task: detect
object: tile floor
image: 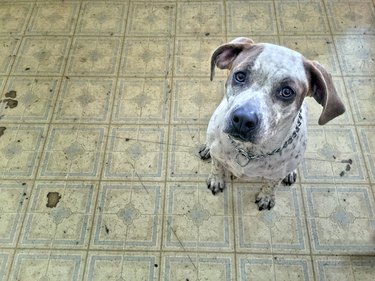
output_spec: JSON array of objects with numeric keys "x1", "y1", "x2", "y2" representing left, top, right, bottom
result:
[{"x1": 0, "y1": 0, "x2": 374, "y2": 280}]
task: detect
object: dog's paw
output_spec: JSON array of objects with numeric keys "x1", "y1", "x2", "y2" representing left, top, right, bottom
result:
[
  {"x1": 282, "y1": 170, "x2": 297, "y2": 186},
  {"x1": 199, "y1": 144, "x2": 211, "y2": 161},
  {"x1": 255, "y1": 192, "x2": 275, "y2": 211},
  {"x1": 207, "y1": 175, "x2": 225, "y2": 195}
]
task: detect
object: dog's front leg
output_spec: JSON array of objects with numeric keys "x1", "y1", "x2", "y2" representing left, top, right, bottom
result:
[
  {"x1": 255, "y1": 180, "x2": 281, "y2": 211},
  {"x1": 207, "y1": 158, "x2": 227, "y2": 195}
]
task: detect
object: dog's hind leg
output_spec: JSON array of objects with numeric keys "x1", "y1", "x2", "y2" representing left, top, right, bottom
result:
[
  {"x1": 199, "y1": 144, "x2": 211, "y2": 160},
  {"x1": 255, "y1": 180, "x2": 280, "y2": 210},
  {"x1": 282, "y1": 170, "x2": 297, "y2": 186}
]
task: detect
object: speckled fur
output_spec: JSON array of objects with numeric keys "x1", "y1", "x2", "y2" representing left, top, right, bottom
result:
[{"x1": 201, "y1": 38, "x2": 345, "y2": 210}]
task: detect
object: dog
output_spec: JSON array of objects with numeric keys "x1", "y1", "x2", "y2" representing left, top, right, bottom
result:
[{"x1": 199, "y1": 37, "x2": 345, "y2": 210}]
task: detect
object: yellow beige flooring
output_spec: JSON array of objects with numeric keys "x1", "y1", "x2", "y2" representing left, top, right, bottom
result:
[{"x1": 0, "y1": 0, "x2": 374, "y2": 280}]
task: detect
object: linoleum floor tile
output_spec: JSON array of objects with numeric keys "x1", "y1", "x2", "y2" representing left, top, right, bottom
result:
[{"x1": 0, "y1": 1, "x2": 374, "y2": 280}]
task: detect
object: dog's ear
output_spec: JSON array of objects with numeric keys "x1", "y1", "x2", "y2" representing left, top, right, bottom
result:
[
  {"x1": 210, "y1": 37, "x2": 254, "y2": 81},
  {"x1": 306, "y1": 61, "x2": 345, "y2": 125}
]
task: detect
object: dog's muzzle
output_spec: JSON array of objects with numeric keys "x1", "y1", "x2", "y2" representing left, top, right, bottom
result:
[{"x1": 224, "y1": 105, "x2": 260, "y2": 142}]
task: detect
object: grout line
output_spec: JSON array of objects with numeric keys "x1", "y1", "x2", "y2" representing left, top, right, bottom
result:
[
  {"x1": 1, "y1": 177, "x2": 372, "y2": 186},
  {"x1": 1, "y1": 245, "x2": 375, "y2": 257},
  {"x1": 157, "y1": 0, "x2": 178, "y2": 279},
  {"x1": 1, "y1": 175, "x2": 374, "y2": 186}
]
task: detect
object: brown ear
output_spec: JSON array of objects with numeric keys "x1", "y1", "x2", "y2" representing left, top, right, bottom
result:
[
  {"x1": 306, "y1": 61, "x2": 346, "y2": 125},
  {"x1": 210, "y1": 37, "x2": 254, "y2": 81}
]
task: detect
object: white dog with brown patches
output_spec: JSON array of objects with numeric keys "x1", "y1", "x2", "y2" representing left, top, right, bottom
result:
[{"x1": 199, "y1": 37, "x2": 345, "y2": 210}]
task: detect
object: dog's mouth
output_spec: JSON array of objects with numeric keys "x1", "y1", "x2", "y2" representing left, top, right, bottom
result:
[
  {"x1": 225, "y1": 131, "x2": 257, "y2": 144},
  {"x1": 228, "y1": 133, "x2": 247, "y2": 142}
]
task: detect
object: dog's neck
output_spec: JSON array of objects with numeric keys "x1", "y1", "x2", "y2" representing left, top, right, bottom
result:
[{"x1": 229, "y1": 109, "x2": 303, "y2": 167}]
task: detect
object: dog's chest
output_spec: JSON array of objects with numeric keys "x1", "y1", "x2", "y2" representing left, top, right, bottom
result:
[{"x1": 209, "y1": 126, "x2": 307, "y2": 180}]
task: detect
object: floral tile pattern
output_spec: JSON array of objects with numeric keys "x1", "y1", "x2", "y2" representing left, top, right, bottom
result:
[
  {"x1": 91, "y1": 182, "x2": 163, "y2": 251},
  {"x1": 168, "y1": 125, "x2": 211, "y2": 181},
  {"x1": 120, "y1": 37, "x2": 173, "y2": 77},
  {"x1": 171, "y1": 78, "x2": 224, "y2": 124},
  {"x1": 54, "y1": 77, "x2": 115, "y2": 123},
  {"x1": 38, "y1": 125, "x2": 107, "y2": 179},
  {"x1": 345, "y1": 77, "x2": 375, "y2": 125},
  {"x1": 0, "y1": 125, "x2": 47, "y2": 179},
  {"x1": 335, "y1": 35, "x2": 375, "y2": 75},
  {"x1": 84, "y1": 251, "x2": 159, "y2": 281},
  {"x1": 0, "y1": 4, "x2": 33, "y2": 35},
  {"x1": 238, "y1": 255, "x2": 314, "y2": 281},
  {"x1": 10, "y1": 250, "x2": 85, "y2": 281},
  {"x1": 13, "y1": 37, "x2": 71, "y2": 75},
  {"x1": 163, "y1": 182, "x2": 233, "y2": 252},
  {"x1": 104, "y1": 126, "x2": 167, "y2": 181},
  {"x1": 77, "y1": 2, "x2": 128, "y2": 36},
  {"x1": 26, "y1": 3, "x2": 80, "y2": 35},
  {"x1": 112, "y1": 78, "x2": 170, "y2": 124},
  {"x1": 226, "y1": 1, "x2": 277, "y2": 36},
  {"x1": 234, "y1": 183, "x2": 310, "y2": 254},
  {"x1": 1, "y1": 0, "x2": 374, "y2": 280},
  {"x1": 19, "y1": 181, "x2": 97, "y2": 249},
  {"x1": 313, "y1": 256, "x2": 375, "y2": 281},
  {"x1": 176, "y1": 2, "x2": 225, "y2": 36},
  {"x1": 303, "y1": 184, "x2": 375, "y2": 254},
  {"x1": 2, "y1": 77, "x2": 60, "y2": 123},
  {"x1": 326, "y1": 1, "x2": 375, "y2": 35},
  {"x1": 300, "y1": 126, "x2": 367, "y2": 183},
  {"x1": 127, "y1": 2, "x2": 175, "y2": 36},
  {"x1": 276, "y1": 1, "x2": 330, "y2": 35},
  {"x1": 67, "y1": 37, "x2": 122, "y2": 76},
  {"x1": 161, "y1": 253, "x2": 234, "y2": 281}
]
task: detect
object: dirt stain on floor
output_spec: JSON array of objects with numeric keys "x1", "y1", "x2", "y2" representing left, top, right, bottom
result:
[
  {"x1": 1, "y1": 90, "x2": 18, "y2": 109},
  {"x1": 46, "y1": 192, "x2": 61, "y2": 208},
  {"x1": 339, "y1": 158, "x2": 353, "y2": 177},
  {"x1": 0, "y1": 127, "x2": 5, "y2": 137},
  {"x1": 2, "y1": 99, "x2": 18, "y2": 108},
  {"x1": 5, "y1": 90, "x2": 17, "y2": 98}
]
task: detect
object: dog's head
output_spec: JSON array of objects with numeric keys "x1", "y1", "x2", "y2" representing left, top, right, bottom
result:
[{"x1": 210, "y1": 37, "x2": 345, "y2": 146}]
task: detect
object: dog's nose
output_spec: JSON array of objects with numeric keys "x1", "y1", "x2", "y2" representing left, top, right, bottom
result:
[{"x1": 231, "y1": 107, "x2": 259, "y2": 135}]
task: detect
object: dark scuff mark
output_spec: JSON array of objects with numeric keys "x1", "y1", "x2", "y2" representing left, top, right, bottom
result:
[
  {"x1": 341, "y1": 159, "x2": 353, "y2": 165},
  {"x1": 345, "y1": 164, "x2": 351, "y2": 171},
  {"x1": 46, "y1": 192, "x2": 61, "y2": 208},
  {"x1": 5, "y1": 90, "x2": 16, "y2": 98},
  {"x1": 3, "y1": 98, "x2": 18, "y2": 108},
  {"x1": 0, "y1": 127, "x2": 5, "y2": 137}
]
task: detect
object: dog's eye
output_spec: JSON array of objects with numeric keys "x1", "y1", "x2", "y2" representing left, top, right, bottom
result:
[
  {"x1": 279, "y1": 87, "x2": 295, "y2": 99},
  {"x1": 234, "y1": 72, "x2": 246, "y2": 83}
]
